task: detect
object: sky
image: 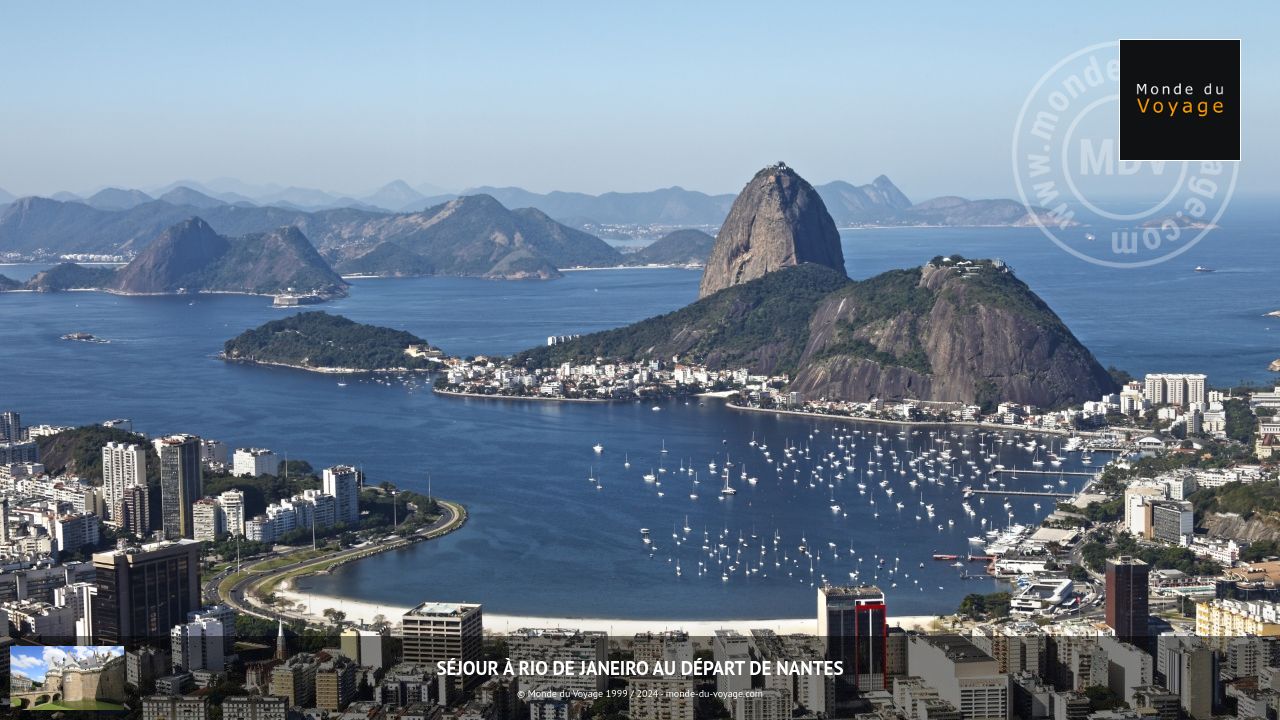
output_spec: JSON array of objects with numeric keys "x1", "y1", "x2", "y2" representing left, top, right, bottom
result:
[
  {"x1": 9, "y1": 645, "x2": 124, "y2": 683},
  {"x1": 1, "y1": 1, "x2": 1276, "y2": 199}
]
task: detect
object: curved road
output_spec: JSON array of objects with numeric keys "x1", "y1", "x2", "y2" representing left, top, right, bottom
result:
[{"x1": 212, "y1": 499, "x2": 466, "y2": 623}]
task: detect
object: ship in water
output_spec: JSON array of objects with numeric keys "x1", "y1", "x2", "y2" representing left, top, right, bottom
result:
[
  {"x1": 60, "y1": 332, "x2": 109, "y2": 344},
  {"x1": 1194, "y1": 265, "x2": 1214, "y2": 273}
]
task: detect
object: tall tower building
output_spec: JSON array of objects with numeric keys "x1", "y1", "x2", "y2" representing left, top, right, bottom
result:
[
  {"x1": 0, "y1": 410, "x2": 21, "y2": 442},
  {"x1": 218, "y1": 489, "x2": 246, "y2": 537},
  {"x1": 402, "y1": 601, "x2": 482, "y2": 691},
  {"x1": 323, "y1": 465, "x2": 360, "y2": 526},
  {"x1": 818, "y1": 584, "x2": 887, "y2": 696},
  {"x1": 156, "y1": 434, "x2": 202, "y2": 539},
  {"x1": 1106, "y1": 557, "x2": 1150, "y2": 643},
  {"x1": 102, "y1": 441, "x2": 146, "y2": 525},
  {"x1": 91, "y1": 539, "x2": 202, "y2": 643}
]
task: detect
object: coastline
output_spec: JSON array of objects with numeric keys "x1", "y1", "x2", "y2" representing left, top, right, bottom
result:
[
  {"x1": 220, "y1": 353, "x2": 436, "y2": 375},
  {"x1": 725, "y1": 401, "x2": 1091, "y2": 438},
  {"x1": 274, "y1": 588, "x2": 942, "y2": 635},
  {"x1": 432, "y1": 386, "x2": 616, "y2": 403}
]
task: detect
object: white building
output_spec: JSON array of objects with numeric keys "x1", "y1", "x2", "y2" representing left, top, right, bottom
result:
[
  {"x1": 1143, "y1": 373, "x2": 1207, "y2": 408},
  {"x1": 217, "y1": 490, "x2": 246, "y2": 537},
  {"x1": 192, "y1": 498, "x2": 224, "y2": 542},
  {"x1": 232, "y1": 448, "x2": 277, "y2": 478},
  {"x1": 322, "y1": 465, "x2": 360, "y2": 526},
  {"x1": 172, "y1": 617, "x2": 226, "y2": 672},
  {"x1": 102, "y1": 441, "x2": 146, "y2": 525}
]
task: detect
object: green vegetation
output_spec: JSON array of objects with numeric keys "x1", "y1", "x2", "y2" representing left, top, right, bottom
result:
[
  {"x1": 1241, "y1": 539, "x2": 1280, "y2": 562},
  {"x1": 813, "y1": 268, "x2": 934, "y2": 374},
  {"x1": 223, "y1": 311, "x2": 438, "y2": 371},
  {"x1": 23, "y1": 262, "x2": 118, "y2": 291},
  {"x1": 35, "y1": 425, "x2": 159, "y2": 482},
  {"x1": 1191, "y1": 481, "x2": 1280, "y2": 521},
  {"x1": 204, "y1": 471, "x2": 320, "y2": 518},
  {"x1": 956, "y1": 592, "x2": 1011, "y2": 620},
  {"x1": 513, "y1": 263, "x2": 852, "y2": 373},
  {"x1": 1080, "y1": 532, "x2": 1221, "y2": 575},
  {"x1": 1225, "y1": 398, "x2": 1259, "y2": 445},
  {"x1": 1084, "y1": 686, "x2": 1126, "y2": 712}
]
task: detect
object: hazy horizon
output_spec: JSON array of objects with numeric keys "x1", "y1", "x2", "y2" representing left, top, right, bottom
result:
[{"x1": 2, "y1": 1, "x2": 1275, "y2": 199}]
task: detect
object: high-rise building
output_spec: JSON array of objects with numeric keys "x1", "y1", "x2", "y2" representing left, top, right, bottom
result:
[
  {"x1": 1142, "y1": 373, "x2": 1208, "y2": 408},
  {"x1": 172, "y1": 616, "x2": 226, "y2": 672},
  {"x1": 102, "y1": 441, "x2": 146, "y2": 525},
  {"x1": 120, "y1": 485, "x2": 152, "y2": 537},
  {"x1": 142, "y1": 694, "x2": 210, "y2": 720},
  {"x1": 233, "y1": 448, "x2": 278, "y2": 478},
  {"x1": 91, "y1": 540, "x2": 202, "y2": 643},
  {"x1": 315, "y1": 654, "x2": 358, "y2": 711},
  {"x1": 157, "y1": 435, "x2": 202, "y2": 539},
  {"x1": 221, "y1": 695, "x2": 288, "y2": 720},
  {"x1": 340, "y1": 626, "x2": 393, "y2": 670},
  {"x1": 712, "y1": 630, "x2": 754, "y2": 696},
  {"x1": 1151, "y1": 501, "x2": 1194, "y2": 545},
  {"x1": 401, "y1": 601, "x2": 482, "y2": 690},
  {"x1": 192, "y1": 498, "x2": 223, "y2": 542},
  {"x1": 1106, "y1": 557, "x2": 1150, "y2": 643},
  {"x1": 218, "y1": 490, "x2": 246, "y2": 537},
  {"x1": 0, "y1": 410, "x2": 21, "y2": 442},
  {"x1": 269, "y1": 652, "x2": 320, "y2": 708},
  {"x1": 818, "y1": 584, "x2": 887, "y2": 694},
  {"x1": 322, "y1": 465, "x2": 360, "y2": 525},
  {"x1": 907, "y1": 634, "x2": 1009, "y2": 720},
  {"x1": 507, "y1": 628, "x2": 609, "y2": 694}
]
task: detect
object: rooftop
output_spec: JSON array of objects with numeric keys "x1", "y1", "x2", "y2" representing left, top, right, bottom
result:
[
  {"x1": 915, "y1": 634, "x2": 995, "y2": 664},
  {"x1": 405, "y1": 601, "x2": 481, "y2": 618}
]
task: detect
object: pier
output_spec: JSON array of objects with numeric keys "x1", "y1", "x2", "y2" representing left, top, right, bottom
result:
[
  {"x1": 966, "y1": 488, "x2": 1075, "y2": 499},
  {"x1": 993, "y1": 468, "x2": 1098, "y2": 477}
]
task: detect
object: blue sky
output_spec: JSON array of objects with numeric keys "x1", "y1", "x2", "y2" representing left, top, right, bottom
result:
[
  {"x1": 9, "y1": 645, "x2": 124, "y2": 683},
  {"x1": 1, "y1": 2, "x2": 1274, "y2": 199}
]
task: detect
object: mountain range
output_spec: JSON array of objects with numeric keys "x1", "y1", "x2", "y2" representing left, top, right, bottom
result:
[
  {"x1": 0, "y1": 173, "x2": 1058, "y2": 250},
  {"x1": 8, "y1": 217, "x2": 347, "y2": 296},
  {"x1": 515, "y1": 163, "x2": 1116, "y2": 408}
]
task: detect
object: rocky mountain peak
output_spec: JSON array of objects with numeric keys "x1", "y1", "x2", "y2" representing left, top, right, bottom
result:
[{"x1": 698, "y1": 163, "x2": 845, "y2": 298}]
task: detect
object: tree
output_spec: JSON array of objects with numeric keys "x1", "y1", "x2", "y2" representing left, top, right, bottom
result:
[{"x1": 322, "y1": 608, "x2": 347, "y2": 627}]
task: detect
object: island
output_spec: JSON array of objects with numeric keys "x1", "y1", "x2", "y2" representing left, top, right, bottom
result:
[{"x1": 221, "y1": 311, "x2": 442, "y2": 373}]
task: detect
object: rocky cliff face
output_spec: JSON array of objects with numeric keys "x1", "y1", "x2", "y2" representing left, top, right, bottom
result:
[
  {"x1": 789, "y1": 259, "x2": 1117, "y2": 408},
  {"x1": 698, "y1": 163, "x2": 845, "y2": 298},
  {"x1": 113, "y1": 218, "x2": 228, "y2": 293}
]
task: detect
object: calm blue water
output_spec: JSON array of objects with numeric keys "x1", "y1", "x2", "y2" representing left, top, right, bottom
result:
[{"x1": 1, "y1": 204, "x2": 1276, "y2": 619}]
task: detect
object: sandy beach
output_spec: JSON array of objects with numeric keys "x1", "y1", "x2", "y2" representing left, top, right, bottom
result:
[{"x1": 276, "y1": 587, "x2": 942, "y2": 635}]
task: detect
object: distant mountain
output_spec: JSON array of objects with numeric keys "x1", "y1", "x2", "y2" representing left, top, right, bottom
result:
[
  {"x1": 0, "y1": 273, "x2": 22, "y2": 291},
  {"x1": 112, "y1": 218, "x2": 346, "y2": 295},
  {"x1": 158, "y1": 187, "x2": 228, "y2": 209},
  {"x1": 361, "y1": 180, "x2": 427, "y2": 212},
  {"x1": 255, "y1": 186, "x2": 342, "y2": 209},
  {"x1": 813, "y1": 176, "x2": 912, "y2": 223},
  {"x1": 700, "y1": 163, "x2": 845, "y2": 298},
  {"x1": 321, "y1": 195, "x2": 622, "y2": 279},
  {"x1": 813, "y1": 176, "x2": 1060, "y2": 227},
  {"x1": 84, "y1": 187, "x2": 154, "y2": 211},
  {"x1": 50, "y1": 191, "x2": 82, "y2": 202},
  {"x1": 0, "y1": 188, "x2": 15, "y2": 204},
  {"x1": 24, "y1": 262, "x2": 118, "y2": 291},
  {"x1": 335, "y1": 241, "x2": 436, "y2": 277},
  {"x1": 625, "y1": 229, "x2": 716, "y2": 266},
  {"x1": 455, "y1": 186, "x2": 736, "y2": 226}
]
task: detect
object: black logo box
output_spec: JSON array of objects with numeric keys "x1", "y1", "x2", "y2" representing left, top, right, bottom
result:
[{"x1": 1119, "y1": 39, "x2": 1240, "y2": 161}]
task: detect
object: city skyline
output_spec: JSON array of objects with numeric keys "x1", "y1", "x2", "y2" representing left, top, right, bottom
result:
[{"x1": 2, "y1": 1, "x2": 1277, "y2": 199}]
